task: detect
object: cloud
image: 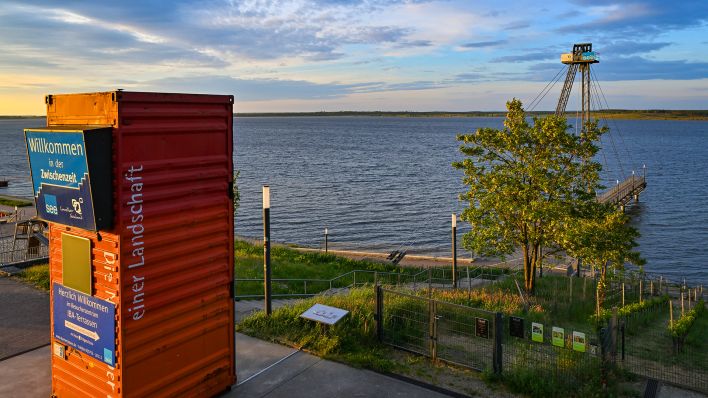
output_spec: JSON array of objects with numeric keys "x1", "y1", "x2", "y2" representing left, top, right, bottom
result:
[
  {"x1": 396, "y1": 40, "x2": 434, "y2": 48},
  {"x1": 450, "y1": 73, "x2": 486, "y2": 82},
  {"x1": 139, "y1": 75, "x2": 449, "y2": 101},
  {"x1": 601, "y1": 41, "x2": 671, "y2": 55},
  {"x1": 559, "y1": 0, "x2": 708, "y2": 35},
  {"x1": 492, "y1": 52, "x2": 555, "y2": 63},
  {"x1": 461, "y1": 40, "x2": 507, "y2": 48},
  {"x1": 594, "y1": 57, "x2": 708, "y2": 80},
  {"x1": 142, "y1": 76, "x2": 358, "y2": 101},
  {"x1": 503, "y1": 21, "x2": 530, "y2": 30}
]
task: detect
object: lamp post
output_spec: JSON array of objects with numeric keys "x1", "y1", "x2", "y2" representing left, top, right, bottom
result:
[
  {"x1": 452, "y1": 213, "x2": 457, "y2": 289},
  {"x1": 324, "y1": 227, "x2": 329, "y2": 253},
  {"x1": 263, "y1": 185, "x2": 272, "y2": 316}
]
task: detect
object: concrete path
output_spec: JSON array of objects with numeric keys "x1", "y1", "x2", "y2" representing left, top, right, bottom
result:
[
  {"x1": 0, "y1": 334, "x2": 452, "y2": 398},
  {"x1": 0, "y1": 276, "x2": 50, "y2": 360},
  {"x1": 235, "y1": 298, "x2": 301, "y2": 322},
  {"x1": 230, "y1": 334, "x2": 449, "y2": 398},
  {"x1": 0, "y1": 345, "x2": 51, "y2": 397}
]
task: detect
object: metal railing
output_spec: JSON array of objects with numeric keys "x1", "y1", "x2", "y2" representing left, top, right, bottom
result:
[
  {"x1": 234, "y1": 265, "x2": 511, "y2": 300},
  {"x1": 376, "y1": 287, "x2": 499, "y2": 371},
  {"x1": 0, "y1": 245, "x2": 49, "y2": 266},
  {"x1": 597, "y1": 175, "x2": 646, "y2": 205}
]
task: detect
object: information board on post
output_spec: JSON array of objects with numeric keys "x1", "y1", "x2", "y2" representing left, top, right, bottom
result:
[
  {"x1": 300, "y1": 304, "x2": 349, "y2": 325},
  {"x1": 53, "y1": 283, "x2": 116, "y2": 366}
]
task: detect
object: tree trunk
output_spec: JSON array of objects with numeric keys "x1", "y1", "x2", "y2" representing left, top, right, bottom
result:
[
  {"x1": 523, "y1": 244, "x2": 531, "y2": 293},
  {"x1": 597, "y1": 262, "x2": 608, "y2": 311},
  {"x1": 523, "y1": 243, "x2": 537, "y2": 295}
]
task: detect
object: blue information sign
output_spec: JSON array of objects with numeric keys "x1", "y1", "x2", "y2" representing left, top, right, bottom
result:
[
  {"x1": 53, "y1": 283, "x2": 116, "y2": 366},
  {"x1": 25, "y1": 129, "x2": 97, "y2": 230}
]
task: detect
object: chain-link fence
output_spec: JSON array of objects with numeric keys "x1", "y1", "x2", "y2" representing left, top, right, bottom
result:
[
  {"x1": 618, "y1": 297, "x2": 708, "y2": 393},
  {"x1": 375, "y1": 281, "x2": 707, "y2": 394},
  {"x1": 377, "y1": 287, "x2": 497, "y2": 371}
]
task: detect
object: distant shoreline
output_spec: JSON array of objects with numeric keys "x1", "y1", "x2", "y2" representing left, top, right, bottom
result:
[{"x1": 2, "y1": 110, "x2": 707, "y2": 121}]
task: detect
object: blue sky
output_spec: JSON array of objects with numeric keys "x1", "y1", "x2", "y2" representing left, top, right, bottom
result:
[{"x1": 0, "y1": 0, "x2": 706, "y2": 114}]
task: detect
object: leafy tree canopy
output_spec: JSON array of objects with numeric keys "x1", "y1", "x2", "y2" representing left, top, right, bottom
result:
[{"x1": 454, "y1": 98, "x2": 641, "y2": 295}]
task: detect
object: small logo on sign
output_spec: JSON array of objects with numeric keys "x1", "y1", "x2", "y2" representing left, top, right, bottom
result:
[
  {"x1": 72, "y1": 198, "x2": 83, "y2": 215},
  {"x1": 104, "y1": 348, "x2": 113, "y2": 365},
  {"x1": 45, "y1": 194, "x2": 58, "y2": 215}
]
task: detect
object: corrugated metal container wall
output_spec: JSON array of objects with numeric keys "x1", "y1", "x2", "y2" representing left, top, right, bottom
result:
[{"x1": 46, "y1": 91, "x2": 236, "y2": 397}]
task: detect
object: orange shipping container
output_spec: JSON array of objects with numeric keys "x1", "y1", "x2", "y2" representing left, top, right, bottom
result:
[{"x1": 33, "y1": 91, "x2": 235, "y2": 397}]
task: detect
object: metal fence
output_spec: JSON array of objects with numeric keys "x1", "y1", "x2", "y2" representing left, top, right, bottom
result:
[
  {"x1": 234, "y1": 265, "x2": 509, "y2": 299},
  {"x1": 376, "y1": 287, "x2": 499, "y2": 371},
  {"x1": 374, "y1": 277, "x2": 707, "y2": 394},
  {"x1": 0, "y1": 236, "x2": 48, "y2": 266},
  {"x1": 617, "y1": 298, "x2": 708, "y2": 393},
  {"x1": 376, "y1": 286, "x2": 600, "y2": 383}
]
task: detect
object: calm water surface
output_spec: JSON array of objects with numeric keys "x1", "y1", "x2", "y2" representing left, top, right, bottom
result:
[{"x1": 1, "y1": 117, "x2": 706, "y2": 284}]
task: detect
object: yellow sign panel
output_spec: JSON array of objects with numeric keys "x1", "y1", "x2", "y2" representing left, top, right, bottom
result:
[{"x1": 61, "y1": 233, "x2": 92, "y2": 294}]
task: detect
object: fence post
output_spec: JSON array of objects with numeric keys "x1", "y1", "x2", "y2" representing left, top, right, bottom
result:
[
  {"x1": 493, "y1": 312, "x2": 503, "y2": 375},
  {"x1": 429, "y1": 300, "x2": 437, "y2": 361},
  {"x1": 669, "y1": 299, "x2": 674, "y2": 328},
  {"x1": 620, "y1": 320, "x2": 625, "y2": 361},
  {"x1": 467, "y1": 267, "x2": 471, "y2": 301},
  {"x1": 376, "y1": 285, "x2": 383, "y2": 342},
  {"x1": 610, "y1": 307, "x2": 618, "y2": 362},
  {"x1": 428, "y1": 267, "x2": 432, "y2": 297}
]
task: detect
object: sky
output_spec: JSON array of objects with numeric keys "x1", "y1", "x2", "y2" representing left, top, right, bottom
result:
[{"x1": 0, "y1": 0, "x2": 707, "y2": 114}]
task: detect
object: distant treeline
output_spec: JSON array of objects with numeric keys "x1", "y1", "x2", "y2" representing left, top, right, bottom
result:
[
  {"x1": 236, "y1": 110, "x2": 708, "y2": 120},
  {"x1": 3, "y1": 110, "x2": 707, "y2": 121}
]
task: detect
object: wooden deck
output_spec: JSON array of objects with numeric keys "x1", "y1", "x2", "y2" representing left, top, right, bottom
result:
[{"x1": 597, "y1": 175, "x2": 646, "y2": 206}]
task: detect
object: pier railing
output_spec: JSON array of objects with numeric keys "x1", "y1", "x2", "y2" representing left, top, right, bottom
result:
[{"x1": 597, "y1": 175, "x2": 646, "y2": 206}]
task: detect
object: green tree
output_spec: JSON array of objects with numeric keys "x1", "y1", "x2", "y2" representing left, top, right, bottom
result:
[
  {"x1": 561, "y1": 202, "x2": 643, "y2": 310},
  {"x1": 454, "y1": 99, "x2": 606, "y2": 294},
  {"x1": 232, "y1": 169, "x2": 240, "y2": 218}
]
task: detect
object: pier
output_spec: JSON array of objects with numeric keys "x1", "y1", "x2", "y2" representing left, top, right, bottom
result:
[{"x1": 597, "y1": 174, "x2": 647, "y2": 210}]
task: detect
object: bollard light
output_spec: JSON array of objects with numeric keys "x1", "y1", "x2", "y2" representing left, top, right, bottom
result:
[
  {"x1": 262, "y1": 185, "x2": 270, "y2": 209},
  {"x1": 263, "y1": 185, "x2": 272, "y2": 315}
]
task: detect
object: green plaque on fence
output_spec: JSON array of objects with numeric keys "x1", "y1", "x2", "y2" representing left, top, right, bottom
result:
[
  {"x1": 552, "y1": 327, "x2": 564, "y2": 347},
  {"x1": 572, "y1": 331, "x2": 586, "y2": 352},
  {"x1": 532, "y1": 322, "x2": 543, "y2": 343}
]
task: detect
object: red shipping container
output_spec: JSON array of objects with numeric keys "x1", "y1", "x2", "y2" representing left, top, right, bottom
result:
[{"x1": 38, "y1": 91, "x2": 235, "y2": 397}]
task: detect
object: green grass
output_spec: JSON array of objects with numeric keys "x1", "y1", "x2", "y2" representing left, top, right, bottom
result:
[
  {"x1": 0, "y1": 197, "x2": 33, "y2": 207},
  {"x1": 235, "y1": 240, "x2": 422, "y2": 297},
  {"x1": 238, "y1": 284, "x2": 635, "y2": 397},
  {"x1": 14, "y1": 264, "x2": 50, "y2": 291},
  {"x1": 237, "y1": 287, "x2": 398, "y2": 372}
]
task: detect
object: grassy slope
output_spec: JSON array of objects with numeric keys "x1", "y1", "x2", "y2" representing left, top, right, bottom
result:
[
  {"x1": 234, "y1": 240, "x2": 421, "y2": 296},
  {"x1": 0, "y1": 197, "x2": 33, "y2": 207},
  {"x1": 13, "y1": 264, "x2": 50, "y2": 290}
]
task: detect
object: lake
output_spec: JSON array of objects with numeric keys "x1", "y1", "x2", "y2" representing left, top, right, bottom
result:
[{"x1": 1, "y1": 116, "x2": 706, "y2": 284}]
